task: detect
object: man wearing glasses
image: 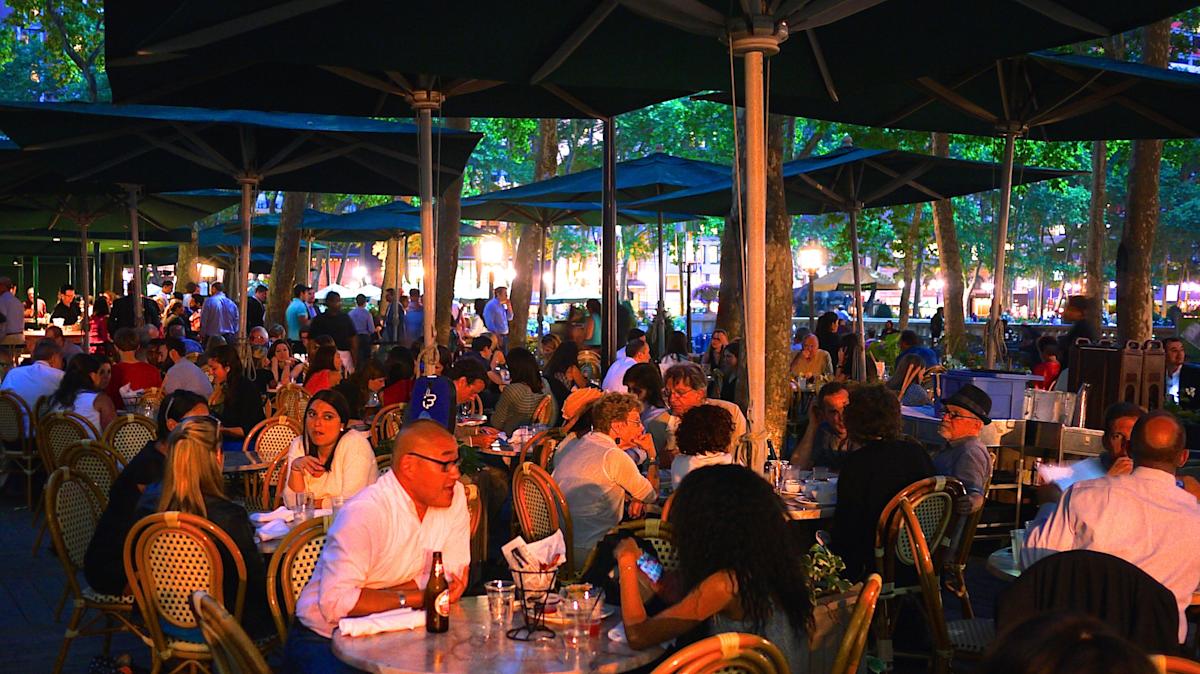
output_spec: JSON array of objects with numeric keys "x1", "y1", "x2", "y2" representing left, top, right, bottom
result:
[
  {"x1": 287, "y1": 420, "x2": 470, "y2": 673},
  {"x1": 652, "y1": 363, "x2": 748, "y2": 468},
  {"x1": 933, "y1": 384, "x2": 994, "y2": 514}
]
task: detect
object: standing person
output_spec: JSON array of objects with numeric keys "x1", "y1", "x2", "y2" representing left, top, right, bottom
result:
[
  {"x1": 930, "y1": 306, "x2": 945, "y2": 344},
  {"x1": 106, "y1": 328, "x2": 163, "y2": 410},
  {"x1": 1163, "y1": 337, "x2": 1200, "y2": 409},
  {"x1": 109, "y1": 281, "x2": 163, "y2": 334},
  {"x1": 583, "y1": 298, "x2": 603, "y2": 349},
  {"x1": 1, "y1": 339, "x2": 63, "y2": 430},
  {"x1": 155, "y1": 280, "x2": 174, "y2": 308},
  {"x1": 23, "y1": 287, "x2": 46, "y2": 323},
  {"x1": 815, "y1": 312, "x2": 841, "y2": 359},
  {"x1": 309, "y1": 292, "x2": 357, "y2": 374},
  {"x1": 199, "y1": 281, "x2": 239, "y2": 344},
  {"x1": 89, "y1": 294, "x2": 112, "y2": 349},
  {"x1": 50, "y1": 284, "x2": 81, "y2": 327},
  {"x1": 403, "y1": 290, "x2": 424, "y2": 348},
  {"x1": 468, "y1": 298, "x2": 487, "y2": 338},
  {"x1": 285, "y1": 284, "x2": 312, "y2": 345},
  {"x1": 282, "y1": 390, "x2": 377, "y2": 509},
  {"x1": 206, "y1": 344, "x2": 265, "y2": 453},
  {"x1": 348, "y1": 293, "x2": 376, "y2": 368},
  {"x1": 1056, "y1": 295, "x2": 1097, "y2": 368},
  {"x1": 246, "y1": 284, "x2": 268, "y2": 331},
  {"x1": 483, "y1": 287, "x2": 513, "y2": 352},
  {"x1": 0, "y1": 277, "x2": 26, "y2": 356}
]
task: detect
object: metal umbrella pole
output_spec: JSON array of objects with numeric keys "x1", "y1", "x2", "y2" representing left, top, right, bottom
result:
[
  {"x1": 848, "y1": 207, "x2": 867, "y2": 380},
  {"x1": 985, "y1": 129, "x2": 1019, "y2": 369},
  {"x1": 412, "y1": 94, "x2": 440, "y2": 369},
  {"x1": 124, "y1": 185, "x2": 144, "y2": 328},
  {"x1": 79, "y1": 220, "x2": 91, "y2": 351},
  {"x1": 236, "y1": 175, "x2": 259, "y2": 343},
  {"x1": 537, "y1": 224, "x2": 547, "y2": 337},
  {"x1": 656, "y1": 210, "x2": 667, "y2": 356},
  {"x1": 601, "y1": 117, "x2": 617, "y2": 366}
]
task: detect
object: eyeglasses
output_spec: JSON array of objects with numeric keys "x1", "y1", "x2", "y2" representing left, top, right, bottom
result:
[
  {"x1": 410, "y1": 452, "x2": 461, "y2": 473},
  {"x1": 941, "y1": 410, "x2": 975, "y2": 422},
  {"x1": 663, "y1": 386, "x2": 701, "y2": 400}
]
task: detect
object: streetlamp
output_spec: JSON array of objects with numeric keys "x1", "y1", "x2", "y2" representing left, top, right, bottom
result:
[
  {"x1": 798, "y1": 243, "x2": 824, "y2": 331},
  {"x1": 479, "y1": 236, "x2": 505, "y2": 296}
]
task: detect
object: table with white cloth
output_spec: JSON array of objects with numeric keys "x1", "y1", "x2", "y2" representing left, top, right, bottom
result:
[{"x1": 332, "y1": 596, "x2": 664, "y2": 674}]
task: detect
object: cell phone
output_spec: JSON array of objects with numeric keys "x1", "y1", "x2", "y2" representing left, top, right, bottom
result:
[{"x1": 635, "y1": 552, "x2": 663, "y2": 583}]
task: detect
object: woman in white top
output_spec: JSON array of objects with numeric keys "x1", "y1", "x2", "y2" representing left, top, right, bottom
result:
[
  {"x1": 283, "y1": 389, "x2": 377, "y2": 508},
  {"x1": 267, "y1": 339, "x2": 305, "y2": 388},
  {"x1": 658, "y1": 330, "x2": 692, "y2": 377},
  {"x1": 48, "y1": 353, "x2": 117, "y2": 435},
  {"x1": 670, "y1": 403, "x2": 735, "y2": 489}
]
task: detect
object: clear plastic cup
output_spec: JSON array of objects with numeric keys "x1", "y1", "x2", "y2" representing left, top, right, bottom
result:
[
  {"x1": 331, "y1": 495, "x2": 345, "y2": 516},
  {"x1": 484, "y1": 580, "x2": 515, "y2": 626},
  {"x1": 1010, "y1": 528, "x2": 1026, "y2": 563}
]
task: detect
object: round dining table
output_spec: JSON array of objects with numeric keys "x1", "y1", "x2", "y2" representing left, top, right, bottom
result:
[{"x1": 333, "y1": 596, "x2": 664, "y2": 674}]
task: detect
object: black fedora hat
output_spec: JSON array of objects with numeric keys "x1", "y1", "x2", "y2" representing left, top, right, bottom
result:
[{"x1": 943, "y1": 384, "x2": 992, "y2": 424}]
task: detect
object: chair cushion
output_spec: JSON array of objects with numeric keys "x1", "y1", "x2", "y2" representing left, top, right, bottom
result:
[
  {"x1": 82, "y1": 586, "x2": 136, "y2": 605},
  {"x1": 947, "y1": 618, "x2": 995, "y2": 654}
]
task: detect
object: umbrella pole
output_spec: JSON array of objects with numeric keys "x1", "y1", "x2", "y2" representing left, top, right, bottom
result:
[
  {"x1": 537, "y1": 224, "x2": 546, "y2": 337},
  {"x1": 414, "y1": 101, "x2": 438, "y2": 368},
  {"x1": 79, "y1": 221, "x2": 91, "y2": 352},
  {"x1": 656, "y1": 211, "x2": 666, "y2": 357},
  {"x1": 602, "y1": 117, "x2": 617, "y2": 367},
  {"x1": 986, "y1": 131, "x2": 1017, "y2": 369},
  {"x1": 306, "y1": 235, "x2": 314, "y2": 287},
  {"x1": 237, "y1": 176, "x2": 259, "y2": 345},
  {"x1": 848, "y1": 209, "x2": 867, "y2": 381},
  {"x1": 125, "y1": 185, "x2": 144, "y2": 329},
  {"x1": 684, "y1": 225, "x2": 692, "y2": 347}
]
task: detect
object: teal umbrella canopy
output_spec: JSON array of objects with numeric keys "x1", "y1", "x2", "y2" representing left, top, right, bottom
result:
[
  {"x1": 0, "y1": 101, "x2": 481, "y2": 195},
  {"x1": 698, "y1": 50, "x2": 1200, "y2": 141},
  {"x1": 0, "y1": 189, "x2": 238, "y2": 236},
  {"x1": 105, "y1": 2, "x2": 1199, "y2": 110},
  {"x1": 219, "y1": 203, "x2": 486, "y2": 241},
  {"x1": 460, "y1": 198, "x2": 694, "y2": 227},
  {"x1": 632, "y1": 144, "x2": 1081, "y2": 215}
]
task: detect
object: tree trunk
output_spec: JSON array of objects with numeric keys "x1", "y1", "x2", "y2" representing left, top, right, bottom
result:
[
  {"x1": 717, "y1": 111, "x2": 746, "y2": 340},
  {"x1": 762, "y1": 115, "x2": 794, "y2": 449},
  {"x1": 898, "y1": 207, "x2": 922, "y2": 330},
  {"x1": 509, "y1": 119, "x2": 558, "y2": 348},
  {"x1": 435, "y1": 118, "x2": 470, "y2": 346},
  {"x1": 931, "y1": 132, "x2": 967, "y2": 358},
  {"x1": 1118, "y1": 20, "x2": 1170, "y2": 344},
  {"x1": 267, "y1": 192, "x2": 306, "y2": 326},
  {"x1": 176, "y1": 229, "x2": 200, "y2": 288}
]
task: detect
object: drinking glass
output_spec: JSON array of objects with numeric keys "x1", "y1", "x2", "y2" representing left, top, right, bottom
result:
[
  {"x1": 331, "y1": 495, "x2": 346, "y2": 516},
  {"x1": 303, "y1": 493, "x2": 316, "y2": 521},
  {"x1": 484, "y1": 580, "x2": 515, "y2": 626},
  {"x1": 1010, "y1": 528, "x2": 1026, "y2": 565},
  {"x1": 561, "y1": 584, "x2": 603, "y2": 646},
  {"x1": 291, "y1": 492, "x2": 311, "y2": 522}
]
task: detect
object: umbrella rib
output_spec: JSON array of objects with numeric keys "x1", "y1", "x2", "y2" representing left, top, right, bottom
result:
[
  {"x1": 1109, "y1": 95, "x2": 1199, "y2": 137},
  {"x1": 795, "y1": 173, "x2": 852, "y2": 210},
  {"x1": 859, "y1": 161, "x2": 935, "y2": 205},
  {"x1": 325, "y1": 149, "x2": 419, "y2": 194},
  {"x1": 883, "y1": 67, "x2": 993, "y2": 127},
  {"x1": 167, "y1": 123, "x2": 242, "y2": 175},
  {"x1": 541, "y1": 84, "x2": 605, "y2": 119},
  {"x1": 530, "y1": 0, "x2": 620, "y2": 84},
  {"x1": 996, "y1": 59, "x2": 1012, "y2": 122},
  {"x1": 135, "y1": 129, "x2": 236, "y2": 176},
  {"x1": 1012, "y1": 0, "x2": 1110, "y2": 37},
  {"x1": 17, "y1": 120, "x2": 171, "y2": 151},
  {"x1": 862, "y1": 159, "x2": 945, "y2": 201},
  {"x1": 319, "y1": 131, "x2": 424, "y2": 169},
  {"x1": 132, "y1": 0, "x2": 349, "y2": 55},
  {"x1": 383, "y1": 71, "x2": 416, "y2": 93},
  {"x1": 265, "y1": 144, "x2": 362, "y2": 177},
  {"x1": 915, "y1": 77, "x2": 1001, "y2": 126},
  {"x1": 259, "y1": 132, "x2": 315, "y2": 174},
  {"x1": 1022, "y1": 68, "x2": 1119, "y2": 126},
  {"x1": 320, "y1": 65, "x2": 407, "y2": 96},
  {"x1": 805, "y1": 30, "x2": 840, "y2": 102},
  {"x1": 441, "y1": 78, "x2": 505, "y2": 98},
  {"x1": 1025, "y1": 78, "x2": 1136, "y2": 127}
]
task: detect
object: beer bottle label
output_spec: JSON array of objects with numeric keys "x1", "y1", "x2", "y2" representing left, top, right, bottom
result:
[{"x1": 435, "y1": 590, "x2": 450, "y2": 617}]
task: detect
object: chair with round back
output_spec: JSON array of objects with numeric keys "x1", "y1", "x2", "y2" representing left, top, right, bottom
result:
[
  {"x1": 872, "y1": 476, "x2": 968, "y2": 671},
  {"x1": 577, "y1": 350, "x2": 602, "y2": 384},
  {"x1": 140, "y1": 386, "x2": 166, "y2": 412},
  {"x1": 266, "y1": 516, "x2": 331, "y2": 646},
  {"x1": 1152, "y1": 656, "x2": 1200, "y2": 674},
  {"x1": 242, "y1": 415, "x2": 301, "y2": 465},
  {"x1": 832, "y1": 573, "x2": 883, "y2": 674},
  {"x1": 103, "y1": 413, "x2": 157, "y2": 465},
  {"x1": 369, "y1": 402, "x2": 406, "y2": 449},
  {"x1": 0, "y1": 390, "x2": 38, "y2": 508},
  {"x1": 614, "y1": 518, "x2": 680, "y2": 573},
  {"x1": 650, "y1": 632, "x2": 790, "y2": 674},
  {"x1": 192, "y1": 591, "x2": 270, "y2": 674},
  {"x1": 465, "y1": 482, "x2": 482, "y2": 538},
  {"x1": 531, "y1": 394, "x2": 554, "y2": 426},
  {"x1": 274, "y1": 384, "x2": 310, "y2": 423},
  {"x1": 516, "y1": 428, "x2": 558, "y2": 466},
  {"x1": 62, "y1": 441, "x2": 122, "y2": 503},
  {"x1": 44, "y1": 467, "x2": 141, "y2": 674},
  {"x1": 375, "y1": 453, "x2": 392, "y2": 476},
  {"x1": 123, "y1": 511, "x2": 250, "y2": 674},
  {"x1": 245, "y1": 451, "x2": 290, "y2": 513},
  {"x1": 943, "y1": 451, "x2": 996, "y2": 619},
  {"x1": 511, "y1": 462, "x2": 584, "y2": 579},
  {"x1": 39, "y1": 411, "x2": 101, "y2": 472}
]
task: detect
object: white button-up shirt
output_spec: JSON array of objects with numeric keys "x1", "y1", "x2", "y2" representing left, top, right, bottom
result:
[
  {"x1": 1, "y1": 360, "x2": 64, "y2": 433},
  {"x1": 601, "y1": 356, "x2": 637, "y2": 393},
  {"x1": 1022, "y1": 467, "x2": 1200, "y2": 642},
  {"x1": 295, "y1": 471, "x2": 470, "y2": 638}
]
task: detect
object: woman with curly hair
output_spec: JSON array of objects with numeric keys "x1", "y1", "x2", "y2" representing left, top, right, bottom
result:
[
  {"x1": 829, "y1": 382, "x2": 933, "y2": 581},
  {"x1": 669, "y1": 404, "x2": 734, "y2": 489},
  {"x1": 614, "y1": 464, "x2": 812, "y2": 667}
]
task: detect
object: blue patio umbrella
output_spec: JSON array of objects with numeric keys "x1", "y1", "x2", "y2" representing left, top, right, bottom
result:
[{"x1": 634, "y1": 143, "x2": 1081, "y2": 378}]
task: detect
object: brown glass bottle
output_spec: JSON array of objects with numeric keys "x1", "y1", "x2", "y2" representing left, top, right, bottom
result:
[{"x1": 424, "y1": 551, "x2": 449, "y2": 633}]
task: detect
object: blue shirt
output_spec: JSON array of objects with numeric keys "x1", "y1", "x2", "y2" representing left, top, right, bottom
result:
[
  {"x1": 348, "y1": 306, "x2": 375, "y2": 335},
  {"x1": 285, "y1": 298, "x2": 307, "y2": 341},
  {"x1": 199, "y1": 292, "x2": 239, "y2": 337},
  {"x1": 899, "y1": 345, "x2": 939, "y2": 368},
  {"x1": 404, "y1": 307, "x2": 424, "y2": 344},
  {"x1": 932, "y1": 435, "x2": 991, "y2": 497},
  {"x1": 483, "y1": 297, "x2": 512, "y2": 336}
]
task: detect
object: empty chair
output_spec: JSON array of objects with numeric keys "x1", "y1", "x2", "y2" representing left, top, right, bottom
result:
[
  {"x1": 651, "y1": 632, "x2": 790, "y2": 674},
  {"x1": 102, "y1": 413, "x2": 157, "y2": 464}
]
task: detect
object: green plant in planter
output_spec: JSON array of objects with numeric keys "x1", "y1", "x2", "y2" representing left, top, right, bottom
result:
[{"x1": 803, "y1": 543, "x2": 852, "y2": 603}]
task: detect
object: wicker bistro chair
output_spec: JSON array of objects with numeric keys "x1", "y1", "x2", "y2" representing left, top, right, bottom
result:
[
  {"x1": 375, "y1": 453, "x2": 392, "y2": 476},
  {"x1": 614, "y1": 518, "x2": 680, "y2": 573},
  {"x1": 242, "y1": 416, "x2": 301, "y2": 465},
  {"x1": 45, "y1": 468, "x2": 142, "y2": 674},
  {"x1": 832, "y1": 574, "x2": 884, "y2": 674},
  {"x1": 103, "y1": 413, "x2": 157, "y2": 465},
  {"x1": 266, "y1": 516, "x2": 330, "y2": 645},
  {"x1": 650, "y1": 632, "x2": 791, "y2": 674},
  {"x1": 62, "y1": 441, "x2": 122, "y2": 503},
  {"x1": 124, "y1": 511, "x2": 251, "y2": 674},
  {"x1": 368, "y1": 403, "x2": 406, "y2": 449},
  {"x1": 191, "y1": 591, "x2": 270, "y2": 674},
  {"x1": 1153, "y1": 656, "x2": 1200, "y2": 674},
  {"x1": 516, "y1": 428, "x2": 560, "y2": 466},
  {"x1": 511, "y1": 462, "x2": 588, "y2": 581},
  {"x1": 531, "y1": 394, "x2": 555, "y2": 426},
  {"x1": 577, "y1": 350, "x2": 602, "y2": 384},
  {"x1": 40, "y1": 411, "x2": 102, "y2": 471},
  {"x1": 273, "y1": 385, "x2": 309, "y2": 423},
  {"x1": 244, "y1": 452, "x2": 290, "y2": 513},
  {"x1": 872, "y1": 476, "x2": 967, "y2": 670},
  {"x1": 0, "y1": 390, "x2": 38, "y2": 507},
  {"x1": 942, "y1": 452, "x2": 997, "y2": 619}
]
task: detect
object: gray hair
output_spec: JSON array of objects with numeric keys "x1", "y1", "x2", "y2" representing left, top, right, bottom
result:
[
  {"x1": 663, "y1": 362, "x2": 706, "y2": 392},
  {"x1": 590, "y1": 392, "x2": 642, "y2": 434}
]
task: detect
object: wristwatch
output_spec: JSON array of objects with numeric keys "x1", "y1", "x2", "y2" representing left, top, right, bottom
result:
[{"x1": 394, "y1": 591, "x2": 407, "y2": 608}]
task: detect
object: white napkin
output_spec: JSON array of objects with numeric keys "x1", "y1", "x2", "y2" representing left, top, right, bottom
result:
[
  {"x1": 249, "y1": 506, "x2": 294, "y2": 524},
  {"x1": 338, "y1": 607, "x2": 425, "y2": 637},
  {"x1": 255, "y1": 519, "x2": 292, "y2": 541},
  {"x1": 313, "y1": 508, "x2": 333, "y2": 518}
]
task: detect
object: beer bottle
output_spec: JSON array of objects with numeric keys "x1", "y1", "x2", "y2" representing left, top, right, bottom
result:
[{"x1": 424, "y1": 551, "x2": 450, "y2": 633}]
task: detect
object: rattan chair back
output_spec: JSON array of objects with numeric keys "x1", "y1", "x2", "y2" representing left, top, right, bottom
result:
[
  {"x1": 944, "y1": 452, "x2": 996, "y2": 618},
  {"x1": 102, "y1": 413, "x2": 157, "y2": 465},
  {"x1": 124, "y1": 511, "x2": 249, "y2": 668},
  {"x1": 192, "y1": 591, "x2": 270, "y2": 674},
  {"x1": 531, "y1": 394, "x2": 554, "y2": 426},
  {"x1": 650, "y1": 632, "x2": 790, "y2": 674},
  {"x1": 40, "y1": 411, "x2": 101, "y2": 471},
  {"x1": 274, "y1": 384, "x2": 309, "y2": 422},
  {"x1": 369, "y1": 402, "x2": 406, "y2": 448},
  {"x1": 265, "y1": 516, "x2": 330, "y2": 645},
  {"x1": 243, "y1": 415, "x2": 301, "y2": 464},
  {"x1": 246, "y1": 451, "x2": 290, "y2": 513},
  {"x1": 0, "y1": 391, "x2": 37, "y2": 506},
  {"x1": 516, "y1": 428, "x2": 557, "y2": 466},
  {"x1": 1152, "y1": 656, "x2": 1200, "y2": 674},
  {"x1": 615, "y1": 519, "x2": 680, "y2": 573},
  {"x1": 465, "y1": 483, "x2": 482, "y2": 538},
  {"x1": 511, "y1": 462, "x2": 579, "y2": 576},
  {"x1": 875, "y1": 476, "x2": 966, "y2": 578},
  {"x1": 62, "y1": 441, "x2": 121, "y2": 502},
  {"x1": 140, "y1": 386, "x2": 165, "y2": 407},
  {"x1": 832, "y1": 574, "x2": 883, "y2": 674},
  {"x1": 375, "y1": 453, "x2": 392, "y2": 476},
  {"x1": 577, "y1": 351, "x2": 602, "y2": 383}
]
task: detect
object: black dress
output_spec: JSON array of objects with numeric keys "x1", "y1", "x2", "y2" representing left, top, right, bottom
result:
[
  {"x1": 84, "y1": 440, "x2": 165, "y2": 594},
  {"x1": 830, "y1": 436, "x2": 934, "y2": 582},
  {"x1": 214, "y1": 377, "x2": 266, "y2": 440}
]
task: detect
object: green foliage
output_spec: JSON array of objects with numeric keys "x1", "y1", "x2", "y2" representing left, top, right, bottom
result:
[
  {"x1": 0, "y1": 0, "x2": 107, "y2": 101},
  {"x1": 803, "y1": 543, "x2": 852, "y2": 602}
]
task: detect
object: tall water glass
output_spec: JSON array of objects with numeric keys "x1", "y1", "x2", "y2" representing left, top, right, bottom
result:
[{"x1": 484, "y1": 580, "x2": 515, "y2": 626}]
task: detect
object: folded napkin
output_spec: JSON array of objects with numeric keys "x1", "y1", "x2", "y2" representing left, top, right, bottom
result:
[
  {"x1": 338, "y1": 607, "x2": 425, "y2": 637},
  {"x1": 255, "y1": 519, "x2": 292, "y2": 541},
  {"x1": 313, "y1": 508, "x2": 333, "y2": 518},
  {"x1": 249, "y1": 506, "x2": 294, "y2": 525}
]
